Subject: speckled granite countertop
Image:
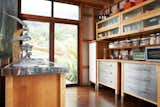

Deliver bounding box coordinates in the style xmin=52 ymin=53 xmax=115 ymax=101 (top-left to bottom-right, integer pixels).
xmin=1 ymin=59 xmax=68 ymax=76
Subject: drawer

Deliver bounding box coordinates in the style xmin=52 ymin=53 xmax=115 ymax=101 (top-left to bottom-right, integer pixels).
xmin=124 ymin=84 xmax=157 ymax=102
xmin=99 ymin=77 xmax=115 ymax=89
xmin=99 ymin=61 xmax=117 ymax=71
xmin=123 ymin=63 xmax=158 ymax=102
xmin=99 ymin=74 xmax=115 ymax=83
xmin=138 ymin=89 xmax=157 ymax=102
xmin=124 ymin=63 xmax=156 ymax=74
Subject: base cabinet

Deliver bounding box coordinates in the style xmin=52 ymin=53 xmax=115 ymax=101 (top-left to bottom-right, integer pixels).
xmin=97 ymin=60 xmax=120 ymax=94
xmin=122 ymin=63 xmax=158 ymax=105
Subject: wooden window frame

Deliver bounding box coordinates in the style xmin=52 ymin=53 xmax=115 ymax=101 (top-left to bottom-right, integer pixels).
xmin=18 ymin=0 xmax=82 ymax=85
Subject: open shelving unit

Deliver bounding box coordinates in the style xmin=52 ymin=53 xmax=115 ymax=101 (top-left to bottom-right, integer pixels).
xmin=94 ymin=0 xmax=160 ymax=106
xmin=96 ymin=0 xmax=160 ymax=60
xmin=96 ymin=0 xmax=160 ymax=41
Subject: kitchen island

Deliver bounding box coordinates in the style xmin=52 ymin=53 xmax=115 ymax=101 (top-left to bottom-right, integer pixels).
xmin=1 ymin=59 xmax=68 ymax=107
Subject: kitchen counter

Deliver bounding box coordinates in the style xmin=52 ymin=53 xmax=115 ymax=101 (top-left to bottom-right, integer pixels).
xmin=1 ymin=59 xmax=68 ymax=76
xmin=1 ymin=59 xmax=68 ymax=107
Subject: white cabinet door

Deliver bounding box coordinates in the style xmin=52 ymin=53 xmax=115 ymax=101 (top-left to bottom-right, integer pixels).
xmin=89 ymin=42 xmax=96 ymax=84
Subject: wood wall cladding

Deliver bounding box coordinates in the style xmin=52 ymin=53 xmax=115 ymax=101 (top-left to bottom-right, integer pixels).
xmin=5 ymin=74 xmax=65 ymax=107
xmin=79 ymin=6 xmax=95 ymax=85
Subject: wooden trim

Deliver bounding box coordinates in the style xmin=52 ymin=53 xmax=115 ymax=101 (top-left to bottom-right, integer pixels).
xmin=5 ymin=76 xmax=13 ymax=107
xmin=157 ymin=64 xmax=160 ymax=107
xmin=97 ymin=59 xmax=160 ymax=65
xmin=79 ymin=4 xmax=83 ymax=86
xmin=83 ymin=40 xmax=94 ymax=42
xmin=19 ymin=14 xmax=51 ymax=22
xmin=53 ymin=18 xmax=80 ymax=25
xmin=50 ymin=23 xmax=54 ymax=62
xmin=97 ymin=23 xmax=119 ymax=33
xmin=20 ymin=14 xmax=80 ymax=25
xmin=82 ymin=66 xmax=89 ymax=69
xmin=121 ymin=63 xmax=124 ymax=97
xmin=60 ymin=74 xmax=65 ymax=107
xmin=91 ymin=8 xmax=95 ymax=40
xmin=96 ymin=60 xmax=99 ymax=90
xmin=115 ymin=62 xmax=121 ymax=95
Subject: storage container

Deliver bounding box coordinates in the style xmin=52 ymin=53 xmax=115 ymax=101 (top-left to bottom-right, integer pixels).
xmin=119 ymin=0 xmax=127 ymax=11
xmin=140 ymin=38 xmax=150 ymax=46
xmin=150 ymin=34 xmax=156 ymax=45
xmin=124 ymin=2 xmax=135 ymax=10
xmin=109 ymin=41 xmax=119 ymax=48
xmin=135 ymin=0 xmax=145 ymax=5
xmin=119 ymin=40 xmax=131 ymax=47
xmin=131 ymin=38 xmax=140 ymax=46
xmin=156 ymin=33 xmax=160 ymax=44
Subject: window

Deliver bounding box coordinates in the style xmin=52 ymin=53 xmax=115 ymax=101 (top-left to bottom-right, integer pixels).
xmin=54 ymin=2 xmax=79 ymax=20
xmin=21 ymin=0 xmax=51 ymax=17
xmin=23 ymin=21 xmax=50 ymax=59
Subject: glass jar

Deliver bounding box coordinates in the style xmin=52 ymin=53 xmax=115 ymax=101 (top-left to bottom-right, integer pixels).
xmin=119 ymin=40 xmax=131 ymax=47
xmin=131 ymin=38 xmax=139 ymax=46
xmin=150 ymin=34 xmax=156 ymax=45
xmin=109 ymin=42 xmax=114 ymax=48
xmin=114 ymin=41 xmax=119 ymax=48
xmin=156 ymin=33 xmax=160 ymax=44
xmin=140 ymin=38 xmax=150 ymax=46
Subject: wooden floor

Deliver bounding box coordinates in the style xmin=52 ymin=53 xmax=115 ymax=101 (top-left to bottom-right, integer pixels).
xmin=66 ymin=87 xmax=156 ymax=107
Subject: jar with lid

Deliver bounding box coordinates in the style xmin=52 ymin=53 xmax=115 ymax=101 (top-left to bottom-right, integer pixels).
xmin=114 ymin=41 xmax=119 ymax=48
xmin=150 ymin=34 xmax=156 ymax=45
xmin=109 ymin=42 xmax=114 ymax=48
xmin=131 ymin=38 xmax=139 ymax=46
xmin=156 ymin=33 xmax=160 ymax=44
xmin=119 ymin=40 xmax=131 ymax=47
xmin=140 ymin=37 xmax=150 ymax=46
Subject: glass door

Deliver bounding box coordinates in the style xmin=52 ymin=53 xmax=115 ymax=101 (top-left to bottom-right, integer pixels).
xmin=54 ymin=23 xmax=78 ymax=85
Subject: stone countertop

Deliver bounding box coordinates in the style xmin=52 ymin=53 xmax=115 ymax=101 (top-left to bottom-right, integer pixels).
xmin=0 ymin=59 xmax=69 ymax=76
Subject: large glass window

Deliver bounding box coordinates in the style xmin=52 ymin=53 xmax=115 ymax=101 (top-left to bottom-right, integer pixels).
xmin=21 ymin=0 xmax=51 ymax=17
xmin=54 ymin=2 xmax=79 ymax=20
xmin=23 ymin=21 xmax=50 ymax=59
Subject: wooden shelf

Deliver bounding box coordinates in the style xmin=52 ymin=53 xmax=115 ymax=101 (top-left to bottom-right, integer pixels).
xmin=108 ymin=44 xmax=160 ymax=50
xmin=121 ymin=0 xmax=155 ymax=14
xmin=96 ymin=0 xmax=160 ymax=41
xmin=96 ymin=27 xmax=160 ymax=41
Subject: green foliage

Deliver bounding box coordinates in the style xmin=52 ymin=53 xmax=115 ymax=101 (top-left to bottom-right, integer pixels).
xmin=54 ymin=23 xmax=78 ymax=84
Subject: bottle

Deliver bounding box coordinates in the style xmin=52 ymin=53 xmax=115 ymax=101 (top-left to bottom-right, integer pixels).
xmin=156 ymin=33 xmax=160 ymax=44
